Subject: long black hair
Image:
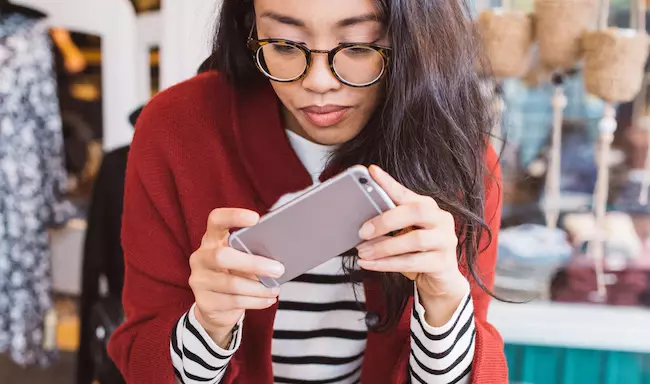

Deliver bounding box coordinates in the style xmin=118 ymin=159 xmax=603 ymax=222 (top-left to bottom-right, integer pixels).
xmin=209 ymin=0 xmax=496 ymax=331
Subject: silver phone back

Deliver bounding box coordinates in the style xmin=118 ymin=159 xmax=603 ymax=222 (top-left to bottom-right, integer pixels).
xmin=229 ymin=165 xmax=395 ymax=287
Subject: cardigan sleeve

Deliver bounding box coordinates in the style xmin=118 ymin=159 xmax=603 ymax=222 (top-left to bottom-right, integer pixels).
xmin=467 ymin=144 xmax=508 ymax=383
xmin=107 ymin=102 xmax=197 ymax=384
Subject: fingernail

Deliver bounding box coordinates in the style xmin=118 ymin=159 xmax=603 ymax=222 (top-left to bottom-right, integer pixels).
xmin=372 ymin=165 xmax=386 ymax=176
xmin=267 ymin=263 xmax=285 ymax=277
xmin=359 ymin=223 xmax=375 ymax=239
xmin=267 ymin=298 xmax=277 ymax=304
xmin=271 ymin=287 xmax=281 ymax=295
xmin=243 ymin=211 xmax=259 ymax=222
xmin=357 ymin=245 xmax=374 ymax=259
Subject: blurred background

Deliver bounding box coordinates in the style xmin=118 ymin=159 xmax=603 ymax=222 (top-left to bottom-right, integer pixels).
xmin=0 ymin=0 xmax=649 ymax=383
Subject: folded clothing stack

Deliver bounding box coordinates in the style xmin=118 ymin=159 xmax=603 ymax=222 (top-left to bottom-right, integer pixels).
xmin=496 ymin=224 xmax=573 ymax=301
xmin=641 ymin=281 xmax=650 ymax=306
xmin=551 ymin=253 xmax=650 ymax=307
xmin=564 ymin=212 xmax=643 ymax=260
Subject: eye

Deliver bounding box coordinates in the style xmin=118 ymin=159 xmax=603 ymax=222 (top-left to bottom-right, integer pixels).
xmin=350 ymin=47 xmax=369 ymax=53
xmin=342 ymin=46 xmax=376 ymax=57
xmin=271 ymin=43 xmax=300 ymax=55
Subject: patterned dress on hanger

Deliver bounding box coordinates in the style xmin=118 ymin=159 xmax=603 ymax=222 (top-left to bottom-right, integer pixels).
xmin=0 ymin=12 xmax=72 ymax=366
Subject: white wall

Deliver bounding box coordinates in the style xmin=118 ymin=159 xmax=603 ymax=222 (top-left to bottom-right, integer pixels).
xmin=160 ymin=0 xmax=222 ymax=90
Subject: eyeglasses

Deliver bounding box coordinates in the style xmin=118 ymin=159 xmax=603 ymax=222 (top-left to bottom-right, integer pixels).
xmin=247 ymin=25 xmax=392 ymax=88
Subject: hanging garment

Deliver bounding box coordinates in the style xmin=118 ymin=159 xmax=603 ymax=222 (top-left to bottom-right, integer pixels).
xmin=0 ymin=12 xmax=72 ymax=366
xmin=77 ymin=106 xmax=142 ymax=384
xmin=77 ymin=145 xmax=129 ymax=384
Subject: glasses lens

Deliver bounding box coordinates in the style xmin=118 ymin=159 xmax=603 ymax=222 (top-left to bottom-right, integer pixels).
xmin=334 ymin=46 xmax=385 ymax=86
xmin=258 ymin=42 xmax=307 ymax=81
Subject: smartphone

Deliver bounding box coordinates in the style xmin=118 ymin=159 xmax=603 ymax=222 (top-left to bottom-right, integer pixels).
xmin=228 ymin=165 xmax=395 ymax=288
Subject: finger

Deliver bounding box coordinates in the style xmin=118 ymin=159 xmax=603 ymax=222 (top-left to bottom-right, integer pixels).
xmin=190 ymin=271 xmax=280 ymax=298
xmin=353 ymin=235 xmax=389 ymax=258
xmin=202 ymin=208 xmax=259 ymax=248
xmin=213 ymin=247 xmax=285 ymax=278
xmin=357 ymin=229 xmax=441 ymax=260
xmin=211 ymin=292 xmax=278 ymax=311
xmin=357 ymin=252 xmax=439 ymax=273
xmin=230 ymin=269 xmax=261 ymax=281
xmin=369 ymin=165 xmax=424 ymax=206
xmin=359 ymin=235 xmax=391 ymax=247
xmin=359 ymin=203 xmax=440 ymax=240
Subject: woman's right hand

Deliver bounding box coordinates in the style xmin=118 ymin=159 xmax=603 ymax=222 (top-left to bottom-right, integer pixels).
xmin=188 ymin=208 xmax=285 ymax=348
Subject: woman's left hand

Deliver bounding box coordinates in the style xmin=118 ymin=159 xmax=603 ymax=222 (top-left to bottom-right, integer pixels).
xmin=356 ymin=166 xmax=470 ymax=323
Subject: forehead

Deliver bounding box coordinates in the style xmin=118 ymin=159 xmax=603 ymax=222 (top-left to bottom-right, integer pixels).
xmin=253 ymin=0 xmax=380 ymax=26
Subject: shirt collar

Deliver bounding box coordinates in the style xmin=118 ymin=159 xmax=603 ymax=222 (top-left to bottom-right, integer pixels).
xmin=285 ymin=129 xmax=336 ymax=183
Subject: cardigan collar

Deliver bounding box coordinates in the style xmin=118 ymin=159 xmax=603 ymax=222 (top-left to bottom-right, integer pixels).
xmin=231 ymin=82 xmax=313 ymax=210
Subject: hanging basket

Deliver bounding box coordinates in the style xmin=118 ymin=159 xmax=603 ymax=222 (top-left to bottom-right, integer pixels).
xmin=583 ymin=28 xmax=649 ymax=103
xmin=477 ymin=9 xmax=533 ymax=78
xmin=534 ymin=0 xmax=598 ymax=70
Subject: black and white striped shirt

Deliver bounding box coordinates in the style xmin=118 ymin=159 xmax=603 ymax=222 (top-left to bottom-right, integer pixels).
xmin=171 ymin=130 xmax=476 ymax=384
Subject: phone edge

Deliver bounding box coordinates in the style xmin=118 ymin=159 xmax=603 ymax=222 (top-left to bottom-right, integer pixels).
xmin=229 ymin=233 xmax=281 ymax=288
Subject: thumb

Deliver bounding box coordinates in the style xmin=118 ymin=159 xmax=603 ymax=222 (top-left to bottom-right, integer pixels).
xmin=202 ymin=208 xmax=259 ymax=248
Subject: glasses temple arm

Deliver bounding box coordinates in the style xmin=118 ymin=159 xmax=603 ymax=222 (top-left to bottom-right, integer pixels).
xmin=248 ymin=19 xmax=256 ymax=40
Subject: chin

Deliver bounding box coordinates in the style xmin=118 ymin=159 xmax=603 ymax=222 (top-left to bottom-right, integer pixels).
xmin=302 ymin=124 xmax=361 ymax=146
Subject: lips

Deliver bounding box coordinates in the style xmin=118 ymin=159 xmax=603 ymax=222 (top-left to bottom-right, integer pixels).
xmin=300 ymin=105 xmax=351 ymax=127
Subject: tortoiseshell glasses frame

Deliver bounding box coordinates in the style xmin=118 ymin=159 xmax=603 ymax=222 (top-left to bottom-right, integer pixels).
xmin=246 ymin=24 xmax=392 ymax=88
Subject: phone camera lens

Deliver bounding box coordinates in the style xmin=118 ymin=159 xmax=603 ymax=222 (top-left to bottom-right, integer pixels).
xmin=359 ymin=177 xmax=368 ymax=185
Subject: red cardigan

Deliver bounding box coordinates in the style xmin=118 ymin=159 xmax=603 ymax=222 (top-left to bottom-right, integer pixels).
xmin=107 ymin=72 xmax=508 ymax=383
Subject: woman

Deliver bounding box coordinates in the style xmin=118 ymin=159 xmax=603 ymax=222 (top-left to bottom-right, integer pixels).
xmin=108 ymin=0 xmax=507 ymax=383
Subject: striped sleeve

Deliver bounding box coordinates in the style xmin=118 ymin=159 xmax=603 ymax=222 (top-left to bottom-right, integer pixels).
xmin=170 ymin=303 xmax=243 ymax=384
xmin=409 ymin=284 xmax=475 ymax=384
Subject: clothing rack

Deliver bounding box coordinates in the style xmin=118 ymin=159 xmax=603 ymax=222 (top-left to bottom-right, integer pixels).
xmin=6 ymin=0 xmax=213 ymax=296
xmin=8 ymin=0 xmax=146 ymax=296
xmin=13 ymin=0 xmax=141 ymax=151
xmin=12 ymin=0 xmax=220 ymax=149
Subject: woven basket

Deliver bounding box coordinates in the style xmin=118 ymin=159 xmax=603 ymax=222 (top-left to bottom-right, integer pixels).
xmin=583 ymin=28 xmax=649 ymax=103
xmin=477 ymin=9 xmax=533 ymax=78
xmin=522 ymin=58 xmax=553 ymax=88
xmin=534 ymin=0 xmax=598 ymax=70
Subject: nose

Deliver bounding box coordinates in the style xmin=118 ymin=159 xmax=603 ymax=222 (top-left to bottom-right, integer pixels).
xmin=301 ymin=53 xmax=341 ymax=94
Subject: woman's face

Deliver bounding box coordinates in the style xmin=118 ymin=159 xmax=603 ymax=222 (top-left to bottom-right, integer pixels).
xmin=253 ymin=0 xmax=388 ymax=145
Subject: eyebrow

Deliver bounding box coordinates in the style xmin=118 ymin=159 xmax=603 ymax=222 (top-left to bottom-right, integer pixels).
xmin=259 ymin=11 xmax=380 ymax=28
xmin=337 ymin=13 xmax=379 ymax=28
xmin=260 ymin=11 xmax=305 ymax=27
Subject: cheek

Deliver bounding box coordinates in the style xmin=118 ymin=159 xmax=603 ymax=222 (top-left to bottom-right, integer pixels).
xmin=270 ymin=82 xmax=299 ymax=109
xmin=354 ymin=86 xmax=383 ymax=119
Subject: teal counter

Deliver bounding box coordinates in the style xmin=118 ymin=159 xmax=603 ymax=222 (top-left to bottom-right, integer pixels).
xmin=505 ymin=344 xmax=650 ymax=384
xmin=488 ymin=301 xmax=650 ymax=384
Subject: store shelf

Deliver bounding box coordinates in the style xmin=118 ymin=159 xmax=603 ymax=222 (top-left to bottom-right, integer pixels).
xmin=488 ymin=300 xmax=650 ymax=353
